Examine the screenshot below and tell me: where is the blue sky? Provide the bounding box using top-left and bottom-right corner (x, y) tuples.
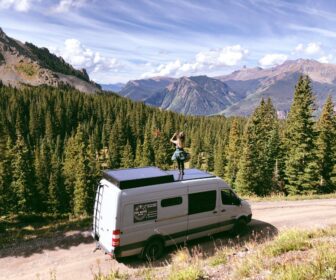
(2, 0), (336, 83)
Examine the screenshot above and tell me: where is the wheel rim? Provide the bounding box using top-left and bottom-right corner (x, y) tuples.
(146, 241), (162, 260)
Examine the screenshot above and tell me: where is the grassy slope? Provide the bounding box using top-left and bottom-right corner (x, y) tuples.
(96, 225), (336, 280)
(243, 192), (336, 202)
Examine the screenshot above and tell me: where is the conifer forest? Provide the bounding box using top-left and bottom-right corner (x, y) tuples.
(0, 75), (335, 217)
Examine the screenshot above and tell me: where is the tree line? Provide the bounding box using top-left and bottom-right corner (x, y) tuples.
(0, 75), (335, 217)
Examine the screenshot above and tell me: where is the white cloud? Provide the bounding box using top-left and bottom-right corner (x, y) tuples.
(195, 45), (248, 67)
(259, 53), (288, 67)
(0, 0), (36, 12)
(294, 42), (321, 55)
(142, 45), (248, 78)
(318, 54), (333, 63)
(54, 38), (122, 74)
(53, 0), (87, 13)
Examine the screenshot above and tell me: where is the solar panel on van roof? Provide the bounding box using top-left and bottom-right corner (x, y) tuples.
(166, 169), (215, 181)
(102, 167), (216, 189)
(103, 167), (174, 189)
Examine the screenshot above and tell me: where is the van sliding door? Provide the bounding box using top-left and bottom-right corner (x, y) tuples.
(187, 183), (220, 240)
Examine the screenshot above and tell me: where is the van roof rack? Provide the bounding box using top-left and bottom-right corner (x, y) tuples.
(102, 167), (216, 190)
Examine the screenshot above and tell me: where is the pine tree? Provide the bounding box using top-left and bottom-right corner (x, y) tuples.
(10, 134), (35, 212)
(235, 118), (259, 195)
(34, 139), (51, 212)
(134, 138), (143, 167)
(190, 131), (202, 169)
(48, 153), (63, 213)
(235, 99), (279, 196)
(213, 134), (226, 178)
(141, 123), (154, 166)
(154, 133), (173, 170)
(72, 127), (91, 216)
(224, 119), (240, 187)
(108, 119), (122, 168)
(284, 75), (319, 194)
(316, 96), (336, 192)
(121, 141), (134, 168)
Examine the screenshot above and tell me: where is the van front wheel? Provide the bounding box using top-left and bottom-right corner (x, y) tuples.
(231, 217), (248, 236)
(142, 239), (164, 261)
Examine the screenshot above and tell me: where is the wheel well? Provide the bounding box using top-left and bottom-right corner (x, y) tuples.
(237, 215), (247, 222)
(146, 234), (165, 246)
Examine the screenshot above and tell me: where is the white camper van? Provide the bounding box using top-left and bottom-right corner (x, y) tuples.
(92, 167), (252, 260)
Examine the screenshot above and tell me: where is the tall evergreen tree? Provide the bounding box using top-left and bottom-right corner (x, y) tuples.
(141, 123), (154, 166)
(10, 134), (35, 211)
(121, 141), (134, 168)
(134, 138), (143, 167)
(284, 75), (319, 194)
(72, 127), (91, 216)
(224, 119), (240, 187)
(316, 96), (336, 192)
(48, 153), (63, 213)
(235, 99), (279, 196)
(213, 134), (225, 178)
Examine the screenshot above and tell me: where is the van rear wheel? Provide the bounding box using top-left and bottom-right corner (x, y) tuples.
(142, 239), (164, 261)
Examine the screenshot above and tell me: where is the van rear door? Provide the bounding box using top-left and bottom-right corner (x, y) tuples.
(93, 180), (120, 253)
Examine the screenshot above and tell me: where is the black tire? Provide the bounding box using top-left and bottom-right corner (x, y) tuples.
(141, 238), (164, 261)
(231, 217), (248, 237)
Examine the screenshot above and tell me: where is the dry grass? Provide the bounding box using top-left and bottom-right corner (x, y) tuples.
(231, 225), (336, 279)
(243, 192), (336, 202)
(93, 225), (336, 279)
(15, 62), (38, 77)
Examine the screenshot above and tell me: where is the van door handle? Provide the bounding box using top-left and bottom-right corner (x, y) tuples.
(221, 209), (226, 212)
(213, 211), (218, 214)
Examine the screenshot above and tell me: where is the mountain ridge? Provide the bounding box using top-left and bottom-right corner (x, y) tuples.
(117, 59), (336, 116)
(0, 28), (100, 93)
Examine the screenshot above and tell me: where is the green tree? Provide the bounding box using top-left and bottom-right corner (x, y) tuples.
(316, 96), (336, 192)
(224, 119), (240, 187)
(48, 153), (63, 213)
(235, 99), (279, 196)
(213, 134), (225, 178)
(134, 138), (143, 167)
(10, 134), (35, 212)
(121, 141), (134, 168)
(284, 75), (319, 194)
(141, 123), (154, 166)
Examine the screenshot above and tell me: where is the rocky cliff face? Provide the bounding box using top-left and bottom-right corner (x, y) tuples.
(0, 28), (100, 93)
(119, 77), (174, 101)
(145, 76), (238, 115)
(218, 59), (336, 115)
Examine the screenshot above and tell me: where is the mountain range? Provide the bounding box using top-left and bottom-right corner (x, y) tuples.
(1, 28), (336, 116)
(118, 59), (336, 116)
(0, 28), (100, 93)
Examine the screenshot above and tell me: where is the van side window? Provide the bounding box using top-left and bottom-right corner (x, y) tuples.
(161, 197), (183, 207)
(188, 190), (216, 215)
(221, 189), (239, 205)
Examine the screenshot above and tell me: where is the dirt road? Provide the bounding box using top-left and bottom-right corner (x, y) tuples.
(1, 199), (336, 280)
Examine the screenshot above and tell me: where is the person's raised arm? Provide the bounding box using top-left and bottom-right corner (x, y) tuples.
(170, 132), (178, 144)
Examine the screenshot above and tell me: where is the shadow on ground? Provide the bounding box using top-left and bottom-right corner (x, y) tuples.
(0, 214), (93, 258)
(0, 230), (93, 258)
(119, 219), (278, 268)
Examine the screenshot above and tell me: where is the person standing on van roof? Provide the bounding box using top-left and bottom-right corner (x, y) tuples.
(170, 131), (186, 175)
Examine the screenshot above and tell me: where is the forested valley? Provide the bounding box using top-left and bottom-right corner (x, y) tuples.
(0, 75), (335, 217)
